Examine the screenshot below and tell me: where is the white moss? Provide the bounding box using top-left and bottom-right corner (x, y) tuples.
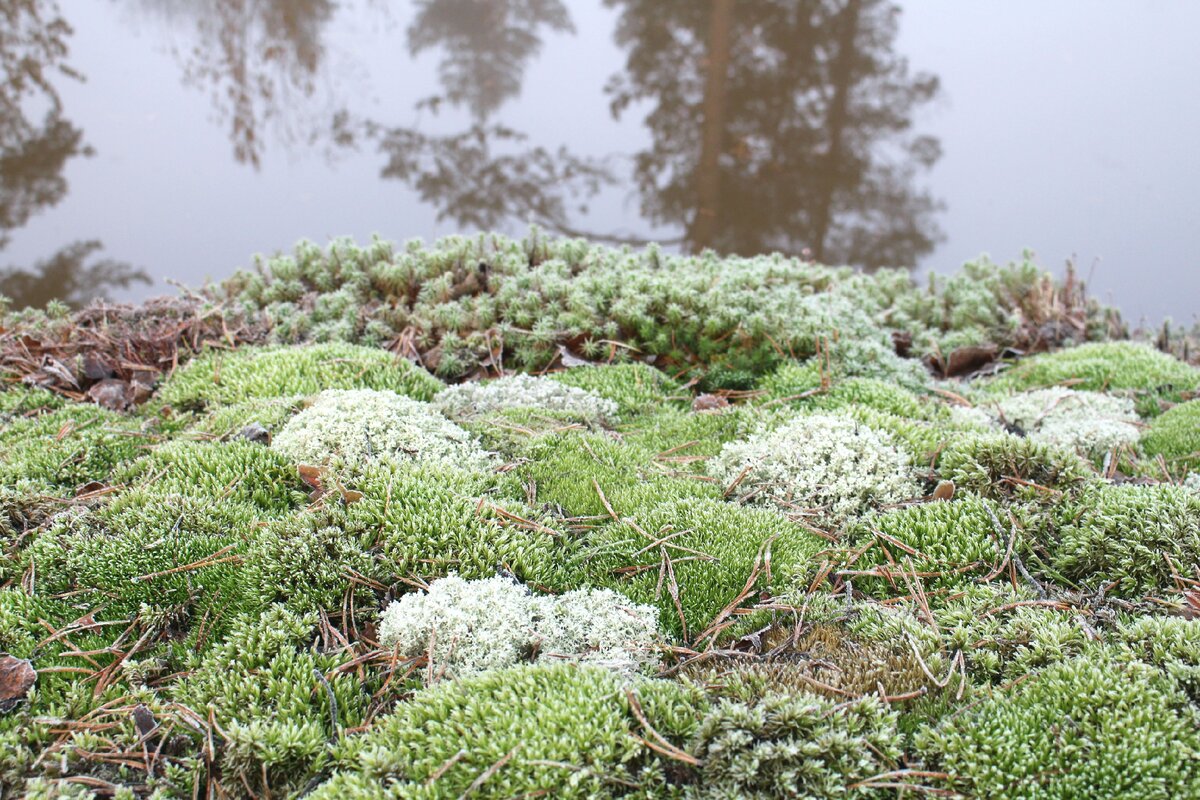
(433, 374), (618, 423)
(271, 389), (493, 469)
(708, 412), (918, 526)
(532, 587), (660, 671)
(377, 574), (536, 676)
(991, 387), (1140, 457)
(947, 404), (999, 431)
(377, 575), (660, 677)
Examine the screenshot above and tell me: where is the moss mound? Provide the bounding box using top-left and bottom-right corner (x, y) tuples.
(2, 234), (1198, 798)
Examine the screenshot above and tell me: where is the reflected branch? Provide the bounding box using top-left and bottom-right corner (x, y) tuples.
(0, 240), (150, 309)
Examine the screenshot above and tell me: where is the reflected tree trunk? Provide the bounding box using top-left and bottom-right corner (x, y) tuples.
(811, 0), (862, 262)
(687, 0), (734, 253)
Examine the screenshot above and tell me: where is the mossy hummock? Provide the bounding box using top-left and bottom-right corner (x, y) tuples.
(1, 233), (1197, 799)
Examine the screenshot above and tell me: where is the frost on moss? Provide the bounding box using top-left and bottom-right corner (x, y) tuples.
(589, 498), (825, 639)
(688, 693), (901, 800)
(157, 342), (443, 410)
(435, 373), (618, 424)
(938, 431), (1092, 501)
(919, 655), (1200, 799)
(1039, 484), (1200, 596)
(377, 575), (660, 677)
(271, 389), (494, 471)
(709, 412), (918, 527)
(985, 341), (1200, 398)
(1141, 399), (1200, 473)
(991, 387), (1140, 458)
(311, 662), (702, 799)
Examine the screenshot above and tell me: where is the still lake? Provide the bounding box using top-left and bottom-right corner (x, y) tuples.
(2, 1), (1198, 324)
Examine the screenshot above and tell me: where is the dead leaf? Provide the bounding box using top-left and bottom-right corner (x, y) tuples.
(0, 655), (36, 712)
(692, 393), (730, 412)
(298, 464), (326, 501)
(87, 378), (133, 411)
(930, 344), (1000, 378)
(931, 480), (955, 501)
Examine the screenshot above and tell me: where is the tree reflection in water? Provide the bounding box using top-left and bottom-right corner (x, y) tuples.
(368, 0), (945, 267)
(0, 0), (147, 308)
(2, 0), (949, 308)
(134, 0), (337, 168)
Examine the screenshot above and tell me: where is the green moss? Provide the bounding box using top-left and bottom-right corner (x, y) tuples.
(157, 342), (443, 410)
(1040, 484), (1200, 596)
(1141, 399), (1200, 473)
(920, 655), (1200, 799)
(0, 385), (64, 417)
(174, 606), (366, 799)
(242, 506), (376, 615)
(188, 394), (305, 439)
(849, 496), (1002, 592)
(346, 460), (585, 591)
(0, 405), (152, 491)
(688, 692), (901, 800)
(549, 363), (686, 419)
(932, 585), (1091, 682)
(939, 431), (1092, 501)
(312, 663), (703, 799)
(21, 489), (256, 618)
(117, 439), (306, 513)
(588, 498), (825, 639)
(760, 363), (927, 419)
(517, 430), (720, 519)
(986, 341), (1200, 398)
(621, 407), (765, 474)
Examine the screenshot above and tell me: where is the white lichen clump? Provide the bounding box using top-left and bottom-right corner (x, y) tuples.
(709, 412), (918, 526)
(377, 574), (660, 677)
(991, 388), (1140, 457)
(272, 389), (493, 469)
(433, 374), (619, 423)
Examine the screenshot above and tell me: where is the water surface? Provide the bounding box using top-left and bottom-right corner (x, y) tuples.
(2, 0), (1197, 324)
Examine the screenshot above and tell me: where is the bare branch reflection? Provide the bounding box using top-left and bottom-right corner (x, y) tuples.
(0, 0), (90, 248)
(0, 240), (149, 308)
(408, 0), (574, 119)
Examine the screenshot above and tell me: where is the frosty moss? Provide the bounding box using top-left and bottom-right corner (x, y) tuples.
(271, 388), (494, 471)
(990, 387), (1140, 458)
(377, 574), (660, 677)
(434, 373), (618, 424)
(709, 412), (918, 527)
